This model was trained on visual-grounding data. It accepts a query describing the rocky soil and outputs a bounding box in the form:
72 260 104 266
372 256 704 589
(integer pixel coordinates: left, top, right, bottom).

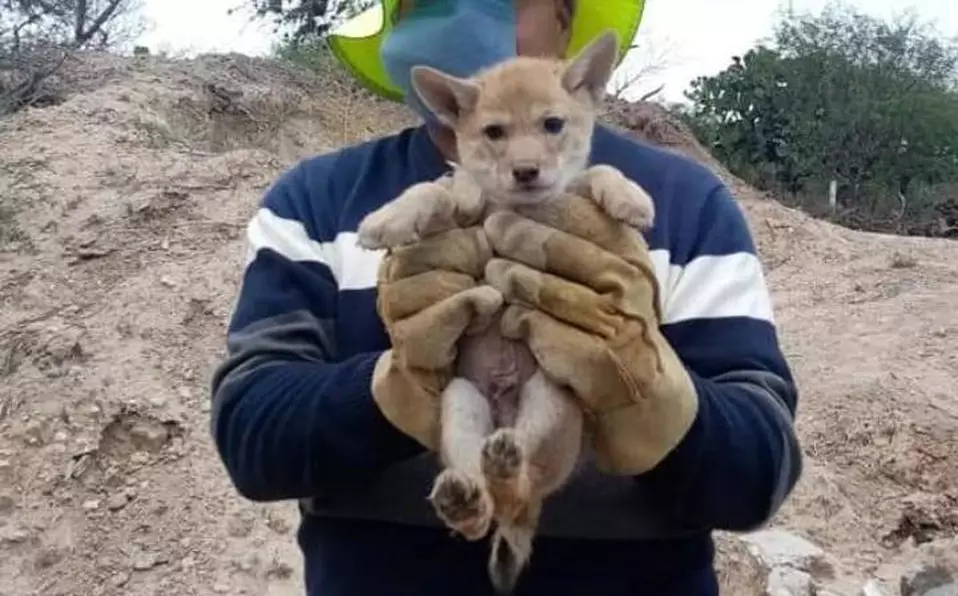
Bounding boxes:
0 51 955 596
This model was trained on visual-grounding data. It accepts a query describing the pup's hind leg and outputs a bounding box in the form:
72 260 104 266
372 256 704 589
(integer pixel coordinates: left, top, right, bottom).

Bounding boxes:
480 425 530 525
428 378 495 541
484 371 584 594
514 369 583 498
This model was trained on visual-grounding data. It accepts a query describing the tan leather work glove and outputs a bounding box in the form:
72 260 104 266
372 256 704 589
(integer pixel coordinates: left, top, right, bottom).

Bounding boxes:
371 226 501 452
482 193 699 476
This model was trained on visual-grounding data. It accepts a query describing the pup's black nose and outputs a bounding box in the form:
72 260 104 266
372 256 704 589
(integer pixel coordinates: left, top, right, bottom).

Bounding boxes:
512 166 540 185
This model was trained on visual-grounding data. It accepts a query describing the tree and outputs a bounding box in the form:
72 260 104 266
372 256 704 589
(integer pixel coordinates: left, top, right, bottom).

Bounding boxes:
682 2 958 233
240 0 374 43
0 0 143 114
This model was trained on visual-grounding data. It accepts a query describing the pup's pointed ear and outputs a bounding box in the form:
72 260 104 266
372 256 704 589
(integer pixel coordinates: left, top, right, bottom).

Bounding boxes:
411 65 481 126
561 30 619 105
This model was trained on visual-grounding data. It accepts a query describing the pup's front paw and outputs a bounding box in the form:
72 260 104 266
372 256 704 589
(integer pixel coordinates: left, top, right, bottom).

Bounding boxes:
428 469 493 541
463 286 505 335
356 208 403 251
587 165 656 230
356 182 457 250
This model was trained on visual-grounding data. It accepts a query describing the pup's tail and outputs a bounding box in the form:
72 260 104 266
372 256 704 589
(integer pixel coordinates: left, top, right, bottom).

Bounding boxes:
487 523 534 594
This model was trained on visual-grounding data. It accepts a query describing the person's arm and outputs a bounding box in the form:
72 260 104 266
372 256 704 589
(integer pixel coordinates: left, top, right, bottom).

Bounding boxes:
209 160 422 503
633 183 802 532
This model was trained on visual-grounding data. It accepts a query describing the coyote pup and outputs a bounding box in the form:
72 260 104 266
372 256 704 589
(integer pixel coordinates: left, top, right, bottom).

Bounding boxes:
357 31 655 594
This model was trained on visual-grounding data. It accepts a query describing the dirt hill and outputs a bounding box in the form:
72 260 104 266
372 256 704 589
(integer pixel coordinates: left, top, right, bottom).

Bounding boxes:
0 51 955 596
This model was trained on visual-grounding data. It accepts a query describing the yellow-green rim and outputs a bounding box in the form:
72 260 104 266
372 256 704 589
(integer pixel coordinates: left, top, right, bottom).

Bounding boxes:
327 0 646 103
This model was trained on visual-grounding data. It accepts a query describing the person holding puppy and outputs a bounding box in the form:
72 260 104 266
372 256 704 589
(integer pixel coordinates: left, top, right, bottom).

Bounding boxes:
209 1 804 594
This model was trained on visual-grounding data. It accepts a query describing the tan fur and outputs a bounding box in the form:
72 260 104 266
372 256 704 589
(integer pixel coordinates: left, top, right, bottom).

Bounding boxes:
356 30 656 594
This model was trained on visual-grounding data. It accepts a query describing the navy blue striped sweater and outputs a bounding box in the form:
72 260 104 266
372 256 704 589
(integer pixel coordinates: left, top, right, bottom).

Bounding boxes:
210 123 802 595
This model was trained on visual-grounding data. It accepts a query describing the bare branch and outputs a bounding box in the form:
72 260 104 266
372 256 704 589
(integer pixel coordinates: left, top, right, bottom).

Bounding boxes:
609 23 680 101
0 0 142 115
638 84 665 102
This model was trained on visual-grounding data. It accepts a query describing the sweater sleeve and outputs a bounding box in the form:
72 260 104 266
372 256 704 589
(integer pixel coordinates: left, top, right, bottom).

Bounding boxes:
209 159 422 503
635 183 803 532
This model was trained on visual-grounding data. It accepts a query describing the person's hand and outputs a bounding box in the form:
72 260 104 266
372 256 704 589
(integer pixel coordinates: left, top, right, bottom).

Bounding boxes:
482 192 699 475
371 226 501 451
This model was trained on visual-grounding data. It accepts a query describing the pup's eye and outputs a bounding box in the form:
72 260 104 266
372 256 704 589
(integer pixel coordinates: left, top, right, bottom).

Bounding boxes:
483 124 506 140
543 117 565 134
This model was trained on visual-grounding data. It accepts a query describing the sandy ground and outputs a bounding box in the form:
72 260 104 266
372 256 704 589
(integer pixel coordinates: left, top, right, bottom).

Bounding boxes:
0 52 955 596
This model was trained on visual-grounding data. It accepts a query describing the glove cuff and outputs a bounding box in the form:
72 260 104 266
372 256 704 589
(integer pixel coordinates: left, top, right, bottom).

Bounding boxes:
370 350 444 452
591 340 699 475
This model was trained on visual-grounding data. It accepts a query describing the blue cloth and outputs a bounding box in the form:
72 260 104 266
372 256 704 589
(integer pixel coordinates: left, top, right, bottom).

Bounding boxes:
379 0 517 122
209 123 803 595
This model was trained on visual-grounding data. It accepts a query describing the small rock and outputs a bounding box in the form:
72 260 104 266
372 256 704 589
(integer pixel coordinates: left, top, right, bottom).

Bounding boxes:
160 276 176 288
53 431 68 442
0 526 30 544
227 511 255 538
111 572 131 587
234 552 260 574
22 420 46 446
178 387 192 400
265 510 291 535
35 547 64 569
130 452 150 465
212 583 230 593
0 459 12 473
862 580 888 596
180 555 196 570
131 552 159 571
149 397 166 408
82 499 100 511
265 558 294 580
902 561 956 596
766 567 814 595
169 436 186 456
128 420 171 452
0 493 15 514
106 493 130 511
741 529 832 577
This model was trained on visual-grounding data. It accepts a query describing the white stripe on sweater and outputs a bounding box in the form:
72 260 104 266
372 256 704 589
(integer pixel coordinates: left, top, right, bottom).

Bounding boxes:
246 207 774 325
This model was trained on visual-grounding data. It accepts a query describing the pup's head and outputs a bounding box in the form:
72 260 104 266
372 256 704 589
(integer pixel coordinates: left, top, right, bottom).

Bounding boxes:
410 31 619 206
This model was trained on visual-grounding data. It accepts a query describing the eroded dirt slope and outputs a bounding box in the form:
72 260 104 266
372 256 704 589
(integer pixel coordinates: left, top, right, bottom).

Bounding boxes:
0 52 954 596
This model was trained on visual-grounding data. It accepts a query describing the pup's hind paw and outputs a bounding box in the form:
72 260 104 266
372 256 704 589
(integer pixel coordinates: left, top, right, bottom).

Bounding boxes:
481 429 529 523
428 469 493 541
481 429 523 481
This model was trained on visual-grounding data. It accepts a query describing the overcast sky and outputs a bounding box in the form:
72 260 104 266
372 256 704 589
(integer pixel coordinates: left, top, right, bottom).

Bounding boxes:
135 0 958 104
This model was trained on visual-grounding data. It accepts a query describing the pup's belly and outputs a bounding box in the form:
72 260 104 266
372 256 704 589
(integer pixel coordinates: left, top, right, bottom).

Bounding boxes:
455 312 538 427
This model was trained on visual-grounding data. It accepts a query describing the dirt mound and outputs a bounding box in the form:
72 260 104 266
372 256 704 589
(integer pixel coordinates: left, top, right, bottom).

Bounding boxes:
0 52 955 596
